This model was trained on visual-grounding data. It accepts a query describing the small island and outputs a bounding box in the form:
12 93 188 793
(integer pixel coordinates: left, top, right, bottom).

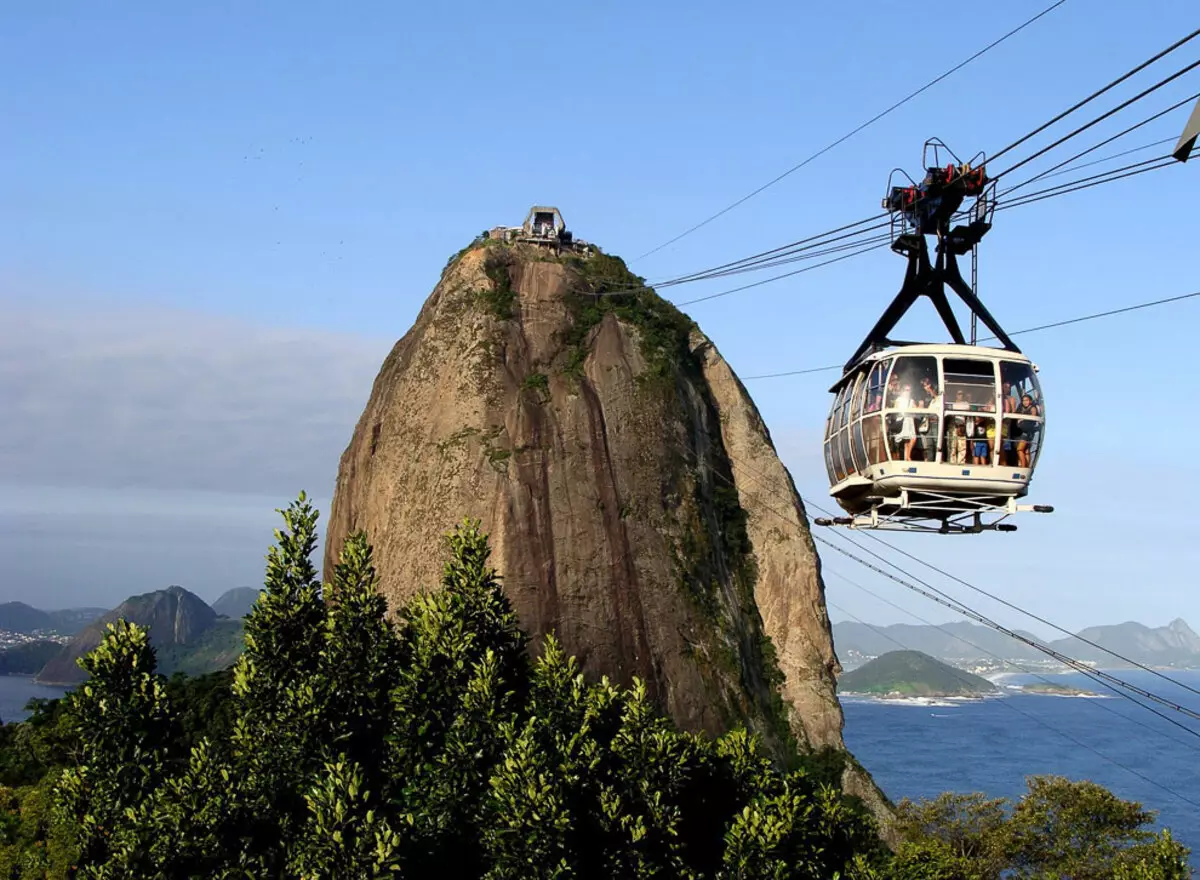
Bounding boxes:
1020 681 1097 697
838 650 998 699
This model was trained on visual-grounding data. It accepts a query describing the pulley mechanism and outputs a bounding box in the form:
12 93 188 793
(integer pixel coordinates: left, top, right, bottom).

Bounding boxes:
844 139 1017 372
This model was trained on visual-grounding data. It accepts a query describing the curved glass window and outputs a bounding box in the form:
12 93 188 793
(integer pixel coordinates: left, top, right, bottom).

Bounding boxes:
1000 361 1044 417
862 414 887 465
827 386 846 442
837 375 857 431
944 358 997 415
851 420 866 472
824 439 836 484
837 429 853 480
1001 402 1044 469
851 370 868 422
865 360 890 414
885 356 938 461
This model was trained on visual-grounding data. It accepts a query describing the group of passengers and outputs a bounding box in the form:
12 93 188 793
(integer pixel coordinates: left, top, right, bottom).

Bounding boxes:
886 373 1041 468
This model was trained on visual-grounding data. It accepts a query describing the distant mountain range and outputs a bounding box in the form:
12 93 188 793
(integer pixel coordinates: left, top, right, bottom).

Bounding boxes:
211 587 262 620
0 587 259 686
833 619 1200 670
0 603 109 636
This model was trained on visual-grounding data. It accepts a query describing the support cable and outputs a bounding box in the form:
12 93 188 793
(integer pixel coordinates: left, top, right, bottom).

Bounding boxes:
826 589 1200 810
632 0 1070 262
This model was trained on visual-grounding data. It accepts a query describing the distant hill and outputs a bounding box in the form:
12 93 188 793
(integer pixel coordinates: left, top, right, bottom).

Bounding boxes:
833 621 1045 663
838 650 999 698
45 607 108 635
0 603 54 634
1052 619 1200 668
0 640 64 675
0 603 107 636
211 587 262 619
834 619 1200 670
36 586 243 685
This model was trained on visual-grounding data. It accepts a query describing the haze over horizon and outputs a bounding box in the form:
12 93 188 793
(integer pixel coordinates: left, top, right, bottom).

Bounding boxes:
3 0 1197 635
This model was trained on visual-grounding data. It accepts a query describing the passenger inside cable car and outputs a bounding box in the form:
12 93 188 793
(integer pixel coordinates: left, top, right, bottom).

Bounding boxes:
823 350 1045 484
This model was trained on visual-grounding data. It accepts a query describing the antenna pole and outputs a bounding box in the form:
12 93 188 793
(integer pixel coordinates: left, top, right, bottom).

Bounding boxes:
970 243 979 344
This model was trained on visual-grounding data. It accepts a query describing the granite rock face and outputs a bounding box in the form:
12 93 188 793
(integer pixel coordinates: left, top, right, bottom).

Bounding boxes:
323 240 891 831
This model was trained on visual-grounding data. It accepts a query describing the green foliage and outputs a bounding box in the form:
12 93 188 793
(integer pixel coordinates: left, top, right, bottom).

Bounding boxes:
480 252 518 319
558 252 697 381
0 771 78 878
55 618 175 876
0 641 63 676
522 371 550 401
883 779 1192 879
35 496 887 879
0 493 1187 879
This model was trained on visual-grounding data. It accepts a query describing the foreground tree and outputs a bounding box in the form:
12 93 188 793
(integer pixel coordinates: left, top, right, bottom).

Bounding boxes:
39 493 1193 879
51 495 885 879
882 781 1192 879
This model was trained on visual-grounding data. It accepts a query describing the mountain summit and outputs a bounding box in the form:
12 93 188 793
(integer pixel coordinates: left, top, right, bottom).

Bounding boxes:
323 230 886 818
36 586 236 685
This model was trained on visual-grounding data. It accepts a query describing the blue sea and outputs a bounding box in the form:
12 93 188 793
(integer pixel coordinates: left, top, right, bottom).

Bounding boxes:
843 669 1200 865
1 670 1197 863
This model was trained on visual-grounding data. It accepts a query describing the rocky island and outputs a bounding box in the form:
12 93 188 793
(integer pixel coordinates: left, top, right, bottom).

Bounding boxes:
1020 681 1098 696
838 650 999 698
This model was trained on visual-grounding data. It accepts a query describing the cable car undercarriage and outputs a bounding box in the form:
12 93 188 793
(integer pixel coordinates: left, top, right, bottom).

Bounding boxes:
818 141 1053 535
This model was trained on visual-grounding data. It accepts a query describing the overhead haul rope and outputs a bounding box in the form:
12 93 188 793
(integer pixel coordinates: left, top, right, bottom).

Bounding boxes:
658 427 1200 736
630 33 1200 295
707 444 1200 725
668 148 1193 307
739 285 1200 380
996 91 1200 197
802 489 1200 701
825 589 1200 810
825 568 1200 756
632 0 1070 262
664 437 1200 805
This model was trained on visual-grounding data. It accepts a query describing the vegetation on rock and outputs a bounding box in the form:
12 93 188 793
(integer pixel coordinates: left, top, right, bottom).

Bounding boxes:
838 651 998 698
0 642 63 677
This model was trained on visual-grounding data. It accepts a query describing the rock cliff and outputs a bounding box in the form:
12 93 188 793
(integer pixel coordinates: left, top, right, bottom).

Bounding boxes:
324 238 890 827
35 585 237 684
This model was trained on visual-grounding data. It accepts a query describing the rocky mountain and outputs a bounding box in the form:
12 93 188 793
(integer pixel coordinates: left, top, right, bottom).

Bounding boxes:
36 586 229 685
0 603 54 634
1054 619 1200 668
838 651 998 698
0 603 105 636
834 621 1045 665
323 236 889 824
211 587 262 619
833 619 1200 670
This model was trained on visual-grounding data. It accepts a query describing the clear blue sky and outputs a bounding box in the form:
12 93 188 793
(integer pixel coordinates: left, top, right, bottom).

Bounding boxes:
2 1 1198 639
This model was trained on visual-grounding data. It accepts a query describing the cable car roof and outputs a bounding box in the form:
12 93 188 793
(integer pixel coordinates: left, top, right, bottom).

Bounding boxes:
828 343 1037 393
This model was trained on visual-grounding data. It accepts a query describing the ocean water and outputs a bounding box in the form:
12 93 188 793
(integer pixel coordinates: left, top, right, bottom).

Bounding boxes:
0 676 70 723
843 669 1200 865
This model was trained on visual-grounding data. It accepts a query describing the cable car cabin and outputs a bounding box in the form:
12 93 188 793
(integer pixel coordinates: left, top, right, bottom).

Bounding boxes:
822 344 1049 533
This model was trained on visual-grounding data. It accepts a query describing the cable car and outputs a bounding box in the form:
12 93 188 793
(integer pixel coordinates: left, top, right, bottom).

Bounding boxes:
815 141 1052 534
